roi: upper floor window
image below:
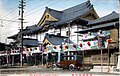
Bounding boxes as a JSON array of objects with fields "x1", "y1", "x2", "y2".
[{"x1": 66, "y1": 31, "x2": 70, "y2": 36}]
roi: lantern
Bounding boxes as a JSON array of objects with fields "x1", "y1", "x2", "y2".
[
  {"x1": 2, "y1": 51, "x2": 5, "y2": 54},
  {"x1": 107, "y1": 39, "x2": 112, "y2": 43},
  {"x1": 34, "y1": 47, "x2": 37, "y2": 50},
  {"x1": 22, "y1": 48, "x2": 24, "y2": 51},
  {"x1": 18, "y1": 50, "x2": 20, "y2": 53},
  {"x1": 12, "y1": 51, "x2": 14, "y2": 53},
  {"x1": 4, "y1": 51, "x2": 6, "y2": 53},
  {"x1": 30, "y1": 48, "x2": 32, "y2": 51},
  {"x1": 87, "y1": 42, "x2": 91, "y2": 46},
  {"x1": 59, "y1": 45, "x2": 62, "y2": 49},
  {"x1": 73, "y1": 44, "x2": 76, "y2": 48},
  {"x1": 26, "y1": 48, "x2": 29, "y2": 51},
  {"x1": 54, "y1": 46, "x2": 56, "y2": 49},
  {"x1": 65, "y1": 45, "x2": 68, "y2": 49},
  {"x1": 80, "y1": 43, "x2": 82, "y2": 47}
]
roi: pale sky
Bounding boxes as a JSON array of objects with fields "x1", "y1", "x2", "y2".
[{"x1": 0, "y1": 0, "x2": 119, "y2": 43}]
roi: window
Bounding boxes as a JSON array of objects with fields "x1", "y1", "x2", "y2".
[{"x1": 66, "y1": 31, "x2": 68, "y2": 36}]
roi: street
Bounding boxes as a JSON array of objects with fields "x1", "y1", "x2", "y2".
[{"x1": 0, "y1": 66, "x2": 119, "y2": 76}]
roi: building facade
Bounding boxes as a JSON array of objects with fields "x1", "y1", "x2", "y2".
[
  {"x1": 3, "y1": 1, "x2": 119, "y2": 68},
  {"x1": 75, "y1": 11, "x2": 119, "y2": 66},
  {"x1": 24, "y1": 1, "x2": 99, "y2": 44}
]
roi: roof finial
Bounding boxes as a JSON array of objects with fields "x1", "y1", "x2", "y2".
[
  {"x1": 45, "y1": 7, "x2": 48, "y2": 9},
  {"x1": 88, "y1": 0, "x2": 90, "y2": 2},
  {"x1": 112, "y1": 11, "x2": 116, "y2": 13}
]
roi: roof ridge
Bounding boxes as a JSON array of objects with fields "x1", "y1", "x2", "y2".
[
  {"x1": 101, "y1": 11, "x2": 118, "y2": 18},
  {"x1": 112, "y1": 11, "x2": 119, "y2": 14},
  {"x1": 90, "y1": 11, "x2": 119, "y2": 21},
  {"x1": 88, "y1": 11, "x2": 119, "y2": 25},
  {"x1": 46, "y1": 7, "x2": 63, "y2": 13},
  {"x1": 62, "y1": 1, "x2": 90, "y2": 12}
]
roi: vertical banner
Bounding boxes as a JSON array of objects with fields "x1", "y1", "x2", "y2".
[
  {"x1": 98, "y1": 37, "x2": 102, "y2": 49},
  {"x1": 57, "y1": 50, "x2": 61, "y2": 62},
  {"x1": 26, "y1": 51, "x2": 29, "y2": 58},
  {"x1": 39, "y1": 45, "x2": 42, "y2": 52}
]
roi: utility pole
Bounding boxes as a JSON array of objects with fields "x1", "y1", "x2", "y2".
[
  {"x1": 18, "y1": 0, "x2": 25, "y2": 66},
  {"x1": 68, "y1": 21, "x2": 71, "y2": 44},
  {"x1": 5, "y1": 38, "x2": 9, "y2": 66},
  {"x1": 98, "y1": 35, "x2": 103, "y2": 72}
]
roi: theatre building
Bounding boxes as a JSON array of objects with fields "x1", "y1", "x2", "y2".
[{"x1": 6, "y1": 0, "x2": 119, "y2": 69}]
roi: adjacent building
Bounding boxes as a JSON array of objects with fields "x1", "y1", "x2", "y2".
[{"x1": 75, "y1": 11, "x2": 119, "y2": 66}]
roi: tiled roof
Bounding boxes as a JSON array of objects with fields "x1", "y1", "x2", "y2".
[
  {"x1": 8, "y1": 1, "x2": 95, "y2": 37},
  {"x1": 75, "y1": 21, "x2": 119, "y2": 33},
  {"x1": 8, "y1": 25, "x2": 38, "y2": 39},
  {"x1": 24, "y1": 25, "x2": 43, "y2": 35},
  {"x1": 23, "y1": 38, "x2": 38, "y2": 47},
  {"x1": 87, "y1": 11, "x2": 119, "y2": 25},
  {"x1": 21, "y1": 1, "x2": 93, "y2": 35},
  {"x1": 45, "y1": 34, "x2": 73, "y2": 45},
  {"x1": 46, "y1": 7, "x2": 62, "y2": 20},
  {"x1": 75, "y1": 11, "x2": 119, "y2": 34},
  {"x1": 54, "y1": 1, "x2": 93, "y2": 26},
  {"x1": 7, "y1": 34, "x2": 18, "y2": 39},
  {"x1": 26, "y1": 25, "x2": 37, "y2": 30}
]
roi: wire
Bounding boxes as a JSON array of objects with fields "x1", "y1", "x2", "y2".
[
  {"x1": 25, "y1": 0, "x2": 62, "y2": 17},
  {"x1": 92, "y1": 0, "x2": 106, "y2": 6},
  {"x1": 0, "y1": 0, "x2": 17, "y2": 18},
  {"x1": 1, "y1": 0, "x2": 58, "y2": 26},
  {"x1": 26, "y1": 0, "x2": 39, "y2": 5},
  {"x1": 3, "y1": 8, "x2": 18, "y2": 19},
  {"x1": 0, "y1": 19, "x2": 27, "y2": 23},
  {"x1": 1, "y1": 0, "x2": 56, "y2": 22},
  {"x1": 0, "y1": 1, "x2": 19, "y2": 26},
  {"x1": 0, "y1": 29, "x2": 19, "y2": 36},
  {"x1": 25, "y1": 0, "x2": 53, "y2": 16}
]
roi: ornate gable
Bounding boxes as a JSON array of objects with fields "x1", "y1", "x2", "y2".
[
  {"x1": 37, "y1": 11, "x2": 58, "y2": 26},
  {"x1": 81, "y1": 9, "x2": 99, "y2": 20},
  {"x1": 43, "y1": 39, "x2": 53, "y2": 45}
]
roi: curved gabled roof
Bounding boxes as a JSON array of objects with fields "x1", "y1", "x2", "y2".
[
  {"x1": 24, "y1": 25, "x2": 43, "y2": 35},
  {"x1": 46, "y1": 7, "x2": 63, "y2": 20},
  {"x1": 9, "y1": 1, "x2": 98, "y2": 37},
  {"x1": 63, "y1": 0, "x2": 91, "y2": 13},
  {"x1": 26, "y1": 25, "x2": 37, "y2": 30},
  {"x1": 38, "y1": 1, "x2": 96, "y2": 27},
  {"x1": 88, "y1": 11, "x2": 119, "y2": 25},
  {"x1": 45, "y1": 34, "x2": 73, "y2": 45},
  {"x1": 54, "y1": 1, "x2": 94, "y2": 26}
]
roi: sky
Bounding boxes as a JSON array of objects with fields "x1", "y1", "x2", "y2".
[{"x1": 0, "y1": 0, "x2": 119, "y2": 43}]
